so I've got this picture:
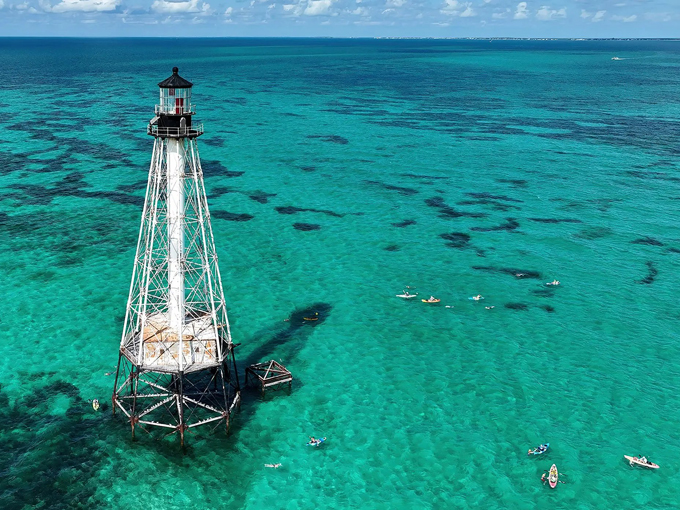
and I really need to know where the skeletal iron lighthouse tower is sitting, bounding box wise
[112,68,240,445]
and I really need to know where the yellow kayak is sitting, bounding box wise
[422,299,440,303]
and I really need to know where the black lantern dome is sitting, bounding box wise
[158,67,193,89]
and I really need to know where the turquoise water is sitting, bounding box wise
[1,38,680,509]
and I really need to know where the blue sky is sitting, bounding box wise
[0,0,678,37]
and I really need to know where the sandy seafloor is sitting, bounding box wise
[1,38,680,509]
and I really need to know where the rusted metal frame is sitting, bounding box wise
[182,396,222,415]
[186,415,224,429]
[118,392,171,399]
[137,395,175,419]
[138,419,177,429]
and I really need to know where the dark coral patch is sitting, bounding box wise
[300,166,316,172]
[457,199,521,212]
[465,192,523,203]
[294,222,321,231]
[202,159,244,178]
[529,218,583,224]
[540,305,555,313]
[202,136,226,147]
[400,173,449,181]
[117,180,148,193]
[532,287,556,297]
[574,226,613,240]
[365,180,418,196]
[496,178,528,188]
[667,247,680,254]
[472,266,542,279]
[505,302,529,311]
[391,219,417,228]
[248,191,277,204]
[275,206,344,218]
[384,244,400,251]
[307,135,349,145]
[636,261,658,284]
[212,210,254,222]
[425,196,487,219]
[440,232,471,249]
[471,218,520,232]
[631,236,664,246]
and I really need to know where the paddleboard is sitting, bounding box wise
[396,294,417,299]
[307,437,326,447]
[528,443,549,456]
[548,464,558,488]
[624,455,659,469]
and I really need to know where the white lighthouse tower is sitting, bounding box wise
[112,67,240,445]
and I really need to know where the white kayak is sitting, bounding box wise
[624,455,659,469]
[396,293,418,299]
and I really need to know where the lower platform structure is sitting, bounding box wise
[112,351,240,446]
[245,360,293,394]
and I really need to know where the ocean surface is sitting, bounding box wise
[1,38,680,509]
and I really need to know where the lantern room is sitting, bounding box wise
[157,67,194,115]
[149,67,203,138]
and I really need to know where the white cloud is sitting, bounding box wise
[492,9,508,19]
[44,0,119,12]
[0,0,5,6]
[459,4,475,17]
[282,3,294,9]
[81,17,96,21]
[304,0,335,15]
[591,10,605,22]
[15,2,29,9]
[151,0,209,13]
[351,6,367,14]
[536,6,565,20]
[386,0,404,6]
[224,5,231,15]
[441,0,474,17]
[612,14,636,22]
[441,0,459,15]
[513,1,527,19]
[644,12,672,22]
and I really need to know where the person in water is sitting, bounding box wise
[541,473,547,484]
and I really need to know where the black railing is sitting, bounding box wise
[148,124,204,138]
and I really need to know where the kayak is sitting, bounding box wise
[307,437,326,447]
[624,455,659,469]
[528,443,549,456]
[396,293,418,299]
[422,299,440,303]
[548,464,558,489]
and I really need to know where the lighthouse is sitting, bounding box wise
[112,68,240,445]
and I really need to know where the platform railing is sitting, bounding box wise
[148,123,204,138]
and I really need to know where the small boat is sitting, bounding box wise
[528,443,549,456]
[548,464,558,488]
[612,57,623,61]
[92,399,100,411]
[546,280,560,286]
[624,455,659,469]
[303,312,319,321]
[396,292,418,299]
[422,298,440,303]
[307,437,326,447]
